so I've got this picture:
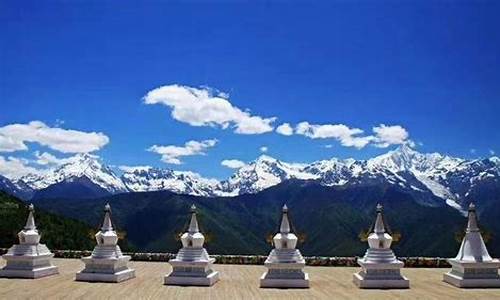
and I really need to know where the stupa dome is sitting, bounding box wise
[18,204,41,245]
[367,204,393,249]
[95,203,118,246]
[273,205,299,250]
[181,205,205,248]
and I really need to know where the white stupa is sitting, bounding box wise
[164,204,220,286]
[0,204,58,279]
[353,204,409,289]
[76,203,135,283]
[443,203,500,288]
[260,204,309,288]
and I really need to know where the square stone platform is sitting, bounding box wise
[164,259,219,286]
[0,253,59,279]
[0,265,58,279]
[260,261,309,288]
[353,271,410,289]
[76,268,136,283]
[75,256,135,283]
[353,261,409,289]
[164,270,219,286]
[260,272,310,288]
[443,260,500,288]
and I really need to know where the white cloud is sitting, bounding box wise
[260,146,268,153]
[0,135,25,152]
[372,124,411,148]
[295,121,373,149]
[291,121,411,149]
[470,149,477,154]
[0,121,109,153]
[118,165,152,172]
[489,149,496,156]
[148,139,218,165]
[33,151,72,166]
[276,123,293,136]
[144,84,276,134]
[324,144,333,149]
[221,159,246,169]
[0,156,41,179]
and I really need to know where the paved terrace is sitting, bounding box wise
[1,258,500,299]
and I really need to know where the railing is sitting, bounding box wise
[0,248,452,267]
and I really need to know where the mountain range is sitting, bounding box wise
[3,145,500,256]
[1,145,499,214]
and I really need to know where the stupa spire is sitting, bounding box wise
[24,204,36,231]
[101,203,113,232]
[280,204,291,234]
[373,203,385,234]
[466,203,479,232]
[188,204,199,233]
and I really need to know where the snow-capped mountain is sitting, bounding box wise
[217,145,499,211]
[219,155,317,195]
[121,167,221,197]
[1,146,499,213]
[0,174,32,200]
[16,154,128,199]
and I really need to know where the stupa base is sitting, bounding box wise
[0,253,59,279]
[443,272,500,288]
[75,268,135,283]
[260,272,310,288]
[443,259,500,288]
[0,265,58,279]
[76,255,135,283]
[164,270,219,286]
[353,272,409,289]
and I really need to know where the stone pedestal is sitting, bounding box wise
[260,205,309,288]
[0,204,58,279]
[353,204,409,289]
[76,204,135,283]
[260,260,309,288]
[76,254,135,282]
[164,205,220,286]
[353,257,409,289]
[443,203,500,288]
[443,260,500,288]
[165,254,219,286]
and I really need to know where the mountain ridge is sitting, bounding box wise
[2,146,500,212]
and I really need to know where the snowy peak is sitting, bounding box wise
[221,155,317,195]
[121,167,220,197]
[52,153,127,193]
[368,144,429,172]
[18,173,49,190]
[368,145,462,175]
[20,153,127,194]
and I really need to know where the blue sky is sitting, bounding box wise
[1,1,499,179]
